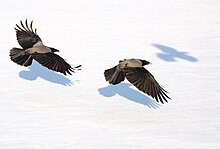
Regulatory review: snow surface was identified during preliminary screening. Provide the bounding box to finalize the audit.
[1,0,220,148]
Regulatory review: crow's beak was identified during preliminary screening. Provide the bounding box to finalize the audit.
[51,48,60,52]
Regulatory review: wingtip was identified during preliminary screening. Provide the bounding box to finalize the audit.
[74,64,82,68]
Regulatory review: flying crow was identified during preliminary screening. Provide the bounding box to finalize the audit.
[104,59,171,104]
[10,19,81,75]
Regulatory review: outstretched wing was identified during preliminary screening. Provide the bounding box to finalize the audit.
[32,53,74,75]
[104,65,125,85]
[124,67,170,104]
[15,19,42,49]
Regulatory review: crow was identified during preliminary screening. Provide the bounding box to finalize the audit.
[104,59,171,104]
[10,19,81,75]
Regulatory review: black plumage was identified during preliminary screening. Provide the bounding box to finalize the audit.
[104,59,171,104]
[10,19,81,75]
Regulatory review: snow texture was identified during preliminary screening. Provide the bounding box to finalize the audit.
[0,0,220,148]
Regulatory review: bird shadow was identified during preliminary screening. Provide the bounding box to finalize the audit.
[152,43,198,62]
[98,83,161,109]
[19,61,75,86]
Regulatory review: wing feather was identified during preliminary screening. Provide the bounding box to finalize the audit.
[124,67,170,104]
[15,19,42,49]
[32,53,74,75]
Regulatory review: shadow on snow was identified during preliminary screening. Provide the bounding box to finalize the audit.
[19,61,75,86]
[152,43,198,62]
[98,83,161,109]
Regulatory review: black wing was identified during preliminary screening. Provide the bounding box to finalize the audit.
[32,53,74,75]
[124,67,170,104]
[15,19,42,49]
[104,66,125,85]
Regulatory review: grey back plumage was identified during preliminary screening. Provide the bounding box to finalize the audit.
[118,59,143,68]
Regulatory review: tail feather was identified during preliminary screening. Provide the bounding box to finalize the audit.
[9,48,33,66]
[104,66,125,85]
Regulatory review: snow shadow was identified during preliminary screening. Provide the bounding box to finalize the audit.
[19,61,74,86]
[152,43,198,62]
[98,83,161,109]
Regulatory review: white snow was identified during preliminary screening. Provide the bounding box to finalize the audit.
[0,0,220,148]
